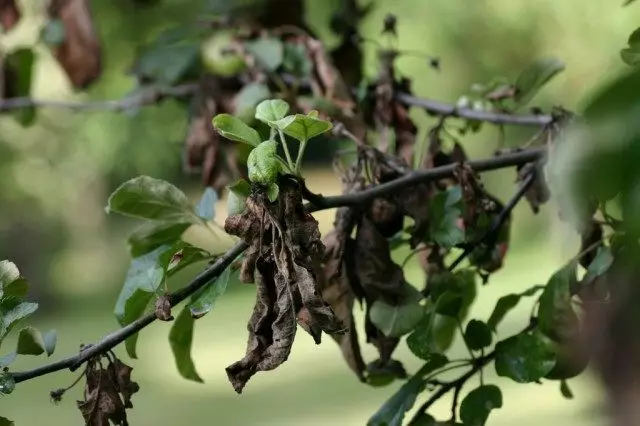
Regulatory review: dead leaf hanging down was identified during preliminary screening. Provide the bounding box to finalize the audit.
[77,355,139,426]
[48,0,102,89]
[518,161,550,214]
[224,178,345,392]
[0,0,20,32]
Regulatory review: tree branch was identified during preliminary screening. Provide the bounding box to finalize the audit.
[9,146,545,385]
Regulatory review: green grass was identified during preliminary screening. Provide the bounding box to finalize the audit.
[3,243,606,426]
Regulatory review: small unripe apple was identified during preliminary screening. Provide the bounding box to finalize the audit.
[201,31,247,77]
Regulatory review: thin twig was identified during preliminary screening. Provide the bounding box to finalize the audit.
[9,147,545,385]
[450,382,464,422]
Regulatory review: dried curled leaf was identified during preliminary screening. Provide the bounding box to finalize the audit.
[48,0,102,89]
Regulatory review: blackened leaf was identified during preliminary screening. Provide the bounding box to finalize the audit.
[16,326,45,355]
[106,175,200,224]
[196,187,218,221]
[560,379,574,399]
[128,222,191,257]
[370,288,424,337]
[495,331,556,383]
[47,0,101,89]
[5,48,36,126]
[460,385,503,426]
[245,37,283,71]
[368,356,447,426]
[255,99,290,126]
[276,113,333,142]
[464,319,492,351]
[538,261,578,341]
[227,179,251,215]
[487,285,543,331]
[212,113,261,147]
[583,246,613,285]
[40,19,66,47]
[42,329,57,356]
[0,0,19,32]
[114,246,166,358]
[234,82,271,119]
[131,26,201,86]
[513,57,565,108]
[189,264,232,318]
[169,306,203,382]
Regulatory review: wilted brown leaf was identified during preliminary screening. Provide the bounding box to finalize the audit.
[109,359,139,409]
[48,0,102,89]
[154,294,173,322]
[0,0,20,32]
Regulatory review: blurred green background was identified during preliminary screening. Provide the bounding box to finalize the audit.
[0,0,636,424]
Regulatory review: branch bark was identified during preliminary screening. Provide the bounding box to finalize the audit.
[9,146,545,384]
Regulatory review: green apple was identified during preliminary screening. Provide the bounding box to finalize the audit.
[201,31,247,77]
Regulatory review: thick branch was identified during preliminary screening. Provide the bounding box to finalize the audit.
[9,146,545,384]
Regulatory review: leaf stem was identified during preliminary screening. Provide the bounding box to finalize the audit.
[277,128,295,171]
[295,138,308,174]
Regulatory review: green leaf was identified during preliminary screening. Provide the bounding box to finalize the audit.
[169,306,203,383]
[583,246,613,285]
[165,243,211,277]
[406,312,437,360]
[114,246,167,358]
[247,140,281,185]
[5,48,36,126]
[0,371,15,395]
[42,329,57,356]
[40,19,66,47]
[0,261,20,289]
[368,356,447,426]
[245,37,283,71]
[538,261,578,341]
[16,326,45,356]
[460,385,503,426]
[189,264,232,318]
[435,292,463,318]
[227,179,252,215]
[128,222,191,257]
[3,278,28,301]
[409,414,437,426]
[429,186,465,248]
[234,82,271,120]
[560,379,574,399]
[276,113,333,142]
[495,331,556,383]
[0,416,13,426]
[487,285,543,331]
[365,359,407,387]
[255,99,290,126]
[106,176,200,224]
[267,183,280,202]
[212,113,261,147]
[370,286,424,338]
[0,299,38,343]
[131,26,202,85]
[282,42,313,78]
[513,57,565,108]
[195,187,218,221]
[464,319,492,351]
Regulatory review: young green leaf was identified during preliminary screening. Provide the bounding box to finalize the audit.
[0,261,20,289]
[368,356,448,426]
[255,99,290,126]
[267,183,280,202]
[494,331,556,383]
[169,306,203,383]
[464,319,493,351]
[276,113,333,142]
[460,385,503,426]
[16,326,45,356]
[486,285,543,331]
[538,261,578,341]
[370,286,424,337]
[114,246,167,358]
[247,140,281,185]
[227,179,252,216]
[42,329,57,356]
[128,222,191,257]
[195,187,218,221]
[245,37,283,71]
[513,57,565,108]
[0,299,38,343]
[189,264,232,318]
[106,176,200,224]
[5,48,36,126]
[212,113,262,147]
